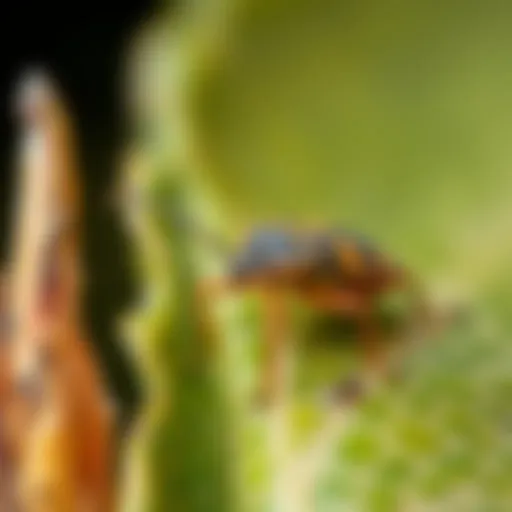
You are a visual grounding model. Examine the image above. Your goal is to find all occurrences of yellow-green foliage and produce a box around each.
[118,155,242,512]
[118,1,512,510]
[118,18,246,510]
[317,311,512,511]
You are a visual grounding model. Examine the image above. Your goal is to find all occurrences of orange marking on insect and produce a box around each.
[337,242,366,276]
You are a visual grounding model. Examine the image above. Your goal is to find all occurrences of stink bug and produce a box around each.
[217,225,427,405]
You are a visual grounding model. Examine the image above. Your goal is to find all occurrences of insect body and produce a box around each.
[223,226,422,404]
[229,227,406,303]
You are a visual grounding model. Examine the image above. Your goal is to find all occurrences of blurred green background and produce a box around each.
[127,1,512,509]
[189,0,512,300]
